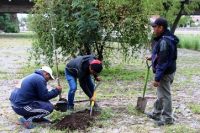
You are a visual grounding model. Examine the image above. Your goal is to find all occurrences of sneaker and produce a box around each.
[32,117,52,123]
[155,119,174,126]
[19,117,35,129]
[145,112,161,121]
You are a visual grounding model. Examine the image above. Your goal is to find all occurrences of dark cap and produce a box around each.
[151,17,168,29]
[90,59,103,73]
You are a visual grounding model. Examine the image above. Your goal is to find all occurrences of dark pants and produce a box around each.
[11,101,54,121]
[153,73,175,122]
[65,68,94,107]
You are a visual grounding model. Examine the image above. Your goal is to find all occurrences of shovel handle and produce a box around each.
[142,60,151,98]
[56,77,62,99]
[146,59,152,68]
[74,99,90,103]
[90,82,101,116]
[51,16,62,100]
[90,92,96,116]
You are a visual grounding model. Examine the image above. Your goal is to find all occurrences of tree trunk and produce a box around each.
[171,2,185,34]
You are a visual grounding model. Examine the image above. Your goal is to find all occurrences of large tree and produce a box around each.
[29,0,149,66]
[0,13,19,33]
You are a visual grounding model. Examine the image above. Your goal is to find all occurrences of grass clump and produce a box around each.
[0,32,35,39]
[98,107,114,120]
[127,104,144,116]
[188,103,200,114]
[49,110,71,123]
[164,124,196,133]
[19,64,66,77]
[101,65,145,81]
[178,35,200,51]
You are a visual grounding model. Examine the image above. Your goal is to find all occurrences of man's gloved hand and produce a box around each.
[90,91,97,102]
[90,96,96,102]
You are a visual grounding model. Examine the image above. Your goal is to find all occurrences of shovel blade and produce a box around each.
[55,98,68,112]
[136,97,147,112]
[90,101,95,116]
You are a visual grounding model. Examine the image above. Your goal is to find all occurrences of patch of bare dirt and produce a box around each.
[54,109,101,130]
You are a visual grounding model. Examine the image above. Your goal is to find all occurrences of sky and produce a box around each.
[17,13,28,20]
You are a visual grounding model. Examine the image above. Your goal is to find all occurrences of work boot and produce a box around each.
[145,112,161,121]
[155,118,174,126]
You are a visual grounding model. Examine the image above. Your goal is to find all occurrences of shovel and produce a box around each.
[53,54,68,112]
[50,20,68,112]
[90,82,101,116]
[54,90,68,112]
[136,60,151,112]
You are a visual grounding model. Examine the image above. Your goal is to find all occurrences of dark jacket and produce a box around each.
[66,55,96,79]
[9,70,60,107]
[151,29,179,82]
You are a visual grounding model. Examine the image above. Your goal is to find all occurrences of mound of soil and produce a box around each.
[54,109,101,130]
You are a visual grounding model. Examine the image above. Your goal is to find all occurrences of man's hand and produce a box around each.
[56,85,62,91]
[145,56,152,61]
[153,81,160,87]
[95,76,101,81]
[90,96,96,102]
[90,91,96,101]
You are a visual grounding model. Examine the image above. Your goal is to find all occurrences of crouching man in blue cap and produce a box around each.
[9,66,62,129]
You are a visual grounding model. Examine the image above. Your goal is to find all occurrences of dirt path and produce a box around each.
[0,37,31,132]
[1,37,200,133]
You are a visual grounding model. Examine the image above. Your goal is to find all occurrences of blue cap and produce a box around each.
[151,17,168,29]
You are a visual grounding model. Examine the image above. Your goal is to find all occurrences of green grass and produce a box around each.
[0,32,35,39]
[178,35,200,51]
[101,65,146,81]
[91,107,115,129]
[127,104,144,116]
[188,103,200,114]
[19,64,66,77]
[49,110,71,123]
[98,107,115,120]
[164,124,196,133]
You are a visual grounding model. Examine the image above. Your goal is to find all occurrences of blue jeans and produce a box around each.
[65,68,94,107]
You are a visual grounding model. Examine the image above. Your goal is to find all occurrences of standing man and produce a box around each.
[65,55,103,110]
[9,66,62,129]
[146,17,179,126]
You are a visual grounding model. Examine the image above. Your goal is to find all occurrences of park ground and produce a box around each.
[0,33,200,133]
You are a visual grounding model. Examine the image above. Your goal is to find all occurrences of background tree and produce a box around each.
[178,16,192,27]
[29,0,149,66]
[143,0,200,32]
[0,13,19,33]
